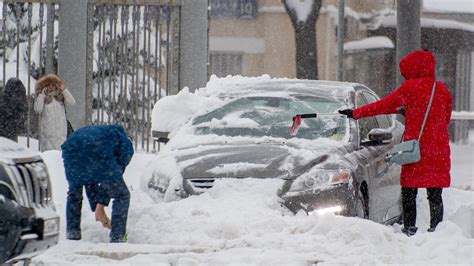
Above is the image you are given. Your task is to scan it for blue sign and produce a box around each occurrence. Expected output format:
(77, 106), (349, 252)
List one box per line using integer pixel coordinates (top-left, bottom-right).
(211, 0), (257, 19)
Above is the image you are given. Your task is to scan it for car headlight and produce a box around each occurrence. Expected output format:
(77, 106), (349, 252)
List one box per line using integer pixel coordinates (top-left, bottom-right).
(288, 169), (350, 192)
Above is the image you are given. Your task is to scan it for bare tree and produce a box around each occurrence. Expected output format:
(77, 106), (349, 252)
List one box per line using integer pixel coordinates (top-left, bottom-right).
(282, 0), (322, 80)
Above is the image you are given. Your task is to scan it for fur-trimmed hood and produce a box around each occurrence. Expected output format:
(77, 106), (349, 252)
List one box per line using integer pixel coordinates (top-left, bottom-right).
(35, 74), (63, 95)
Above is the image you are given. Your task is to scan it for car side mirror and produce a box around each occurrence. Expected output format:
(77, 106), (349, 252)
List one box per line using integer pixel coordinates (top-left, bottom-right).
(361, 128), (392, 146)
(152, 130), (169, 144)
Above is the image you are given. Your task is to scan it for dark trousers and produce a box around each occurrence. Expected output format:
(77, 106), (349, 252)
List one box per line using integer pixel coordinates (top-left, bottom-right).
(401, 187), (443, 228)
(66, 178), (130, 242)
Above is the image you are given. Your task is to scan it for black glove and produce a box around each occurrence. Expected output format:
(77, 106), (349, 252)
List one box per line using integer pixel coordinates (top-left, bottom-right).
(399, 108), (405, 116)
(338, 109), (353, 119)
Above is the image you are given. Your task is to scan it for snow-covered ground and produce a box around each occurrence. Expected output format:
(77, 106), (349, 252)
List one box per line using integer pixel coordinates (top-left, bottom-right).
(30, 142), (473, 265)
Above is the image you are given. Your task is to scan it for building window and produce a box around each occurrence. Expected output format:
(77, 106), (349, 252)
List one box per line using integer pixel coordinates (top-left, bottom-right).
(209, 52), (243, 77)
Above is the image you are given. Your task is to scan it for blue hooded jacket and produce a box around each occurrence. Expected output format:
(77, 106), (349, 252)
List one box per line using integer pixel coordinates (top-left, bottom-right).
(61, 125), (134, 185)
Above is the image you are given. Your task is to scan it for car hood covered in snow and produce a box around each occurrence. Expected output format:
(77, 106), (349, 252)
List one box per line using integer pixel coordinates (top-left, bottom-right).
(0, 137), (40, 163)
(176, 142), (334, 180)
(156, 135), (346, 185)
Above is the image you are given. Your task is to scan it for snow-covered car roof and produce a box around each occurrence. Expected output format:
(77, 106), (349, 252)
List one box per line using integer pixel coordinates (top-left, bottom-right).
(207, 76), (357, 99)
(151, 75), (358, 134)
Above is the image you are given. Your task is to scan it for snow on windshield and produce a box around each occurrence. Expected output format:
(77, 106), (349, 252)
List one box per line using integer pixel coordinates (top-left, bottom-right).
(151, 75), (355, 140)
(191, 96), (347, 141)
(151, 75), (280, 134)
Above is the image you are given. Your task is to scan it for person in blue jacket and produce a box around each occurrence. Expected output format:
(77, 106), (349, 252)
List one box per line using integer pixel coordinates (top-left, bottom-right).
(61, 125), (134, 243)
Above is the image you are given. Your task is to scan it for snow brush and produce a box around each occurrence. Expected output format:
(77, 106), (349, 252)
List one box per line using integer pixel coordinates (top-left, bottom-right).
(290, 113), (317, 136)
(290, 113), (343, 136)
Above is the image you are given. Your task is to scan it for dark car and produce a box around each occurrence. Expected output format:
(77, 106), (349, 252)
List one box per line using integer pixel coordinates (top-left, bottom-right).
(145, 79), (403, 224)
(0, 137), (59, 264)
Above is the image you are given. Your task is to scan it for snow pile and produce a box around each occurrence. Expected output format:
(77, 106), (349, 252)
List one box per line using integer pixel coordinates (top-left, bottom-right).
(344, 36), (394, 51)
(449, 204), (474, 238)
(423, 0), (474, 14)
(371, 15), (474, 32)
(138, 151), (183, 202)
(151, 75), (356, 140)
(151, 75), (289, 135)
(321, 4), (374, 23)
(151, 87), (216, 134)
(33, 144), (474, 264)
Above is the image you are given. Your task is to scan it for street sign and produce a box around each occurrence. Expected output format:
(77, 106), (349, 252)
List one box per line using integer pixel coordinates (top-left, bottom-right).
(210, 0), (257, 19)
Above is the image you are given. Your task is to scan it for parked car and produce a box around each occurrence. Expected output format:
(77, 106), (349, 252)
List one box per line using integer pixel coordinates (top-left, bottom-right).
(0, 137), (59, 264)
(144, 78), (403, 224)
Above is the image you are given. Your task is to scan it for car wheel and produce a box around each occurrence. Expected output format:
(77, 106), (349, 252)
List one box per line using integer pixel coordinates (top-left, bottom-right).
(354, 192), (369, 219)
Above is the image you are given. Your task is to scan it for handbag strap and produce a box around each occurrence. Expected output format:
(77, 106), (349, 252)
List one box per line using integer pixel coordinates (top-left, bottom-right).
(418, 81), (437, 140)
(61, 101), (69, 119)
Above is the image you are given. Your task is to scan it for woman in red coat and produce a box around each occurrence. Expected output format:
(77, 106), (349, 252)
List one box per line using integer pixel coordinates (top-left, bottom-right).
(339, 50), (452, 236)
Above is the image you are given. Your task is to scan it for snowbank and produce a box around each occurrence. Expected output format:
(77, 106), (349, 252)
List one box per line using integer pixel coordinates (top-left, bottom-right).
(32, 143), (474, 264)
(344, 36), (394, 51)
(151, 87), (215, 134)
(449, 204), (474, 238)
(151, 75), (290, 135)
(371, 15), (474, 32)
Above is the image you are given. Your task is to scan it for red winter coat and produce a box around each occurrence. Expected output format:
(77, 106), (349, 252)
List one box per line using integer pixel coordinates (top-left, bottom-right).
(353, 50), (452, 188)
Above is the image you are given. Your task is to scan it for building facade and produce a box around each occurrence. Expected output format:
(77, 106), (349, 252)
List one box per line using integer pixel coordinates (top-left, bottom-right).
(208, 0), (391, 80)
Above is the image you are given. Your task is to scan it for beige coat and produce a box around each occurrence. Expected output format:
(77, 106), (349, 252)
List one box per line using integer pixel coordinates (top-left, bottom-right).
(34, 89), (76, 151)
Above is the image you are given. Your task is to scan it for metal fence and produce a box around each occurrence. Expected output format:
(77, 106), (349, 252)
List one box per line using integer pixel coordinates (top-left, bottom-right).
(0, 0), (59, 148)
(451, 112), (474, 144)
(1, 0), (182, 152)
(453, 50), (473, 144)
(86, 1), (181, 152)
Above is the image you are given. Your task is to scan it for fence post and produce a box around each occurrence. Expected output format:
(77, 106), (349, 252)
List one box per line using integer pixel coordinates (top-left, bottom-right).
(45, 3), (54, 74)
(57, 0), (88, 128)
(179, 0), (209, 92)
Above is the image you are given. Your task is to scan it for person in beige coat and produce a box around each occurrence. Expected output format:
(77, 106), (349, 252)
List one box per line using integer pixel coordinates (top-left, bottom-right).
(34, 74), (76, 151)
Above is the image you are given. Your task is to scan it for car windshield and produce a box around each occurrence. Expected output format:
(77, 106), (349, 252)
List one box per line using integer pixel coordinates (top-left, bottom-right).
(191, 96), (348, 141)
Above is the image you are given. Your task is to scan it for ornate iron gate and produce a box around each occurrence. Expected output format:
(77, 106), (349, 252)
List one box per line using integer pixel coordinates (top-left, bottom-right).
(86, 1), (181, 152)
(453, 50), (473, 144)
(0, 0), (59, 149)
